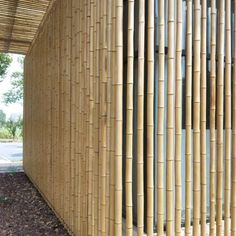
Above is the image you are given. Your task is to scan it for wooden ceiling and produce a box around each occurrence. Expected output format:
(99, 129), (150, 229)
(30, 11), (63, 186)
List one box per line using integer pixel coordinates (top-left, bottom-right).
(0, 0), (52, 55)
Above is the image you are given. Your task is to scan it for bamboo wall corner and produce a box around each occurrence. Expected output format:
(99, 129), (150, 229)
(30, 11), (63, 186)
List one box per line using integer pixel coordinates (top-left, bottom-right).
(23, 0), (236, 235)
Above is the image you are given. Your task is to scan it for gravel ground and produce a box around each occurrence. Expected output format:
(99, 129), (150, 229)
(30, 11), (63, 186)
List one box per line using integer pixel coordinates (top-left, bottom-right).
(0, 173), (70, 236)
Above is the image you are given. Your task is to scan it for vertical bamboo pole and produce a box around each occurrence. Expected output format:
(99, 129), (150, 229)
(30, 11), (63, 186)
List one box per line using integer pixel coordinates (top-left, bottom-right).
(216, 1), (224, 234)
(200, 0), (207, 235)
(210, 0), (216, 234)
(232, 1), (236, 233)
(175, 0), (182, 234)
(224, 1), (231, 235)
(147, 0), (154, 234)
(193, 0), (201, 235)
(185, 1), (192, 235)
(110, 1), (116, 234)
(126, 0), (134, 235)
(157, 0), (165, 234)
(137, 0), (145, 234)
(166, 0), (175, 234)
(106, 0), (112, 233)
(114, 0), (123, 235)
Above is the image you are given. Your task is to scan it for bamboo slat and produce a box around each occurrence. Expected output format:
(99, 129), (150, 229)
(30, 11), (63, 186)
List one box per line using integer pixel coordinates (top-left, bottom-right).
(185, 1), (192, 235)
(175, 0), (182, 234)
(200, 0), (207, 235)
(225, 1), (231, 235)
(216, 1), (225, 235)
(166, 0), (175, 234)
(157, 0), (165, 235)
(210, 0), (216, 235)
(125, 0), (134, 235)
(193, 0), (201, 235)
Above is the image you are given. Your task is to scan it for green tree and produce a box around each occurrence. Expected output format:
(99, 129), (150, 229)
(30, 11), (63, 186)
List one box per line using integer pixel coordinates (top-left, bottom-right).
(0, 53), (12, 82)
(0, 110), (6, 127)
(5, 118), (19, 140)
(3, 56), (24, 104)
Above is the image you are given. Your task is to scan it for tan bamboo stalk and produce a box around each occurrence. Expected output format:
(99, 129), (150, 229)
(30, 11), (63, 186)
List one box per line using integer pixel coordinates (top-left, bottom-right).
(106, 1), (112, 233)
(166, 0), (174, 234)
(185, 1), (192, 235)
(137, 0), (145, 234)
(232, 1), (236, 233)
(88, 0), (95, 234)
(200, 0), (207, 235)
(216, 0), (225, 234)
(224, 1), (231, 235)
(157, 0), (165, 234)
(147, 0), (154, 234)
(101, 0), (108, 234)
(175, 0), (182, 234)
(210, 0), (216, 234)
(98, 0), (103, 234)
(109, 1), (116, 234)
(193, 0), (201, 235)
(126, 0), (134, 235)
(114, 0), (123, 235)
(94, 0), (100, 234)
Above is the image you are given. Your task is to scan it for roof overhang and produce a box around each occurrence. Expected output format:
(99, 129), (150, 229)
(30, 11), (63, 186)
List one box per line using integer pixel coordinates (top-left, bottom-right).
(0, 0), (52, 55)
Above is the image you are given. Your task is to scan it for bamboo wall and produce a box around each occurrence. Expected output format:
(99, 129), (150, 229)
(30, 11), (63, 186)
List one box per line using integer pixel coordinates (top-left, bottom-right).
(24, 0), (236, 235)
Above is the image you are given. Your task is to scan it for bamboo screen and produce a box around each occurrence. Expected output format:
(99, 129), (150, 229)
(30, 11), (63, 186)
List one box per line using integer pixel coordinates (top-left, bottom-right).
(23, 0), (236, 235)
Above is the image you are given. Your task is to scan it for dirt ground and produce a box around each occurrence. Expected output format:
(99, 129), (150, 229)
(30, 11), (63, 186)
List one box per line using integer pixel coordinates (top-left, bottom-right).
(0, 172), (70, 236)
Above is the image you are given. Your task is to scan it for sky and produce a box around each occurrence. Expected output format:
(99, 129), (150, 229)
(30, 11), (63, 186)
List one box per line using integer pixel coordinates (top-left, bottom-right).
(0, 53), (23, 119)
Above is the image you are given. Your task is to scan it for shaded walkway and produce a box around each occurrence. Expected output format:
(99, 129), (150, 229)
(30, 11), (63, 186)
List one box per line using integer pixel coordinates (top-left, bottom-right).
(0, 173), (69, 236)
(0, 142), (23, 173)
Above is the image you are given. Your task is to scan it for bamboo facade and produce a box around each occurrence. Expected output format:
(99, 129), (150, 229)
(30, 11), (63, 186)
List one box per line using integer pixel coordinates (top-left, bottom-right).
(23, 0), (236, 235)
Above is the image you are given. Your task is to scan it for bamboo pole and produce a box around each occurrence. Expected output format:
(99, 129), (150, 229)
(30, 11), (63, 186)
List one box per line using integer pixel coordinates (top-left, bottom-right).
(125, 0), (134, 235)
(200, 0), (207, 235)
(166, 0), (175, 234)
(224, 1), (231, 235)
(106, 0), (112, 233)
(109, 1), (116, 234)
(232, 1), (236, 234)
(114, 0), (123, 235)
(175, 0), (182, 234)
(137, 0), (145, 234)
(216, 1), (225, 234)
(157, 0), (165, 234)
(193, 0), (201, 235)
(185, 1), (192, 235)
(210, 0), (216, 234)
(147, 0), (154, 234)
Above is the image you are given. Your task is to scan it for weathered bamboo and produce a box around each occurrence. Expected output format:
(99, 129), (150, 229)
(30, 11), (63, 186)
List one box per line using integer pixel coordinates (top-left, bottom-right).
(200, 0), (207, 235)
(210, 0), (216, 234)
(216, 1), (225, 234)
(114, 0), (123, 235)
(175, 0), (182, 234)
(137, 0), (145, 234)
(147, 0), (154, 234)
(157, 0), (165, 234)
(193, 0), (201, 235)
(166, 0), (175, 234)
(125, 0), (134, 235)
(185, 1), (192, 235)
(232, 1), (236, 234)
(109, 0), (116, 234)
(224, 1), (231, 235)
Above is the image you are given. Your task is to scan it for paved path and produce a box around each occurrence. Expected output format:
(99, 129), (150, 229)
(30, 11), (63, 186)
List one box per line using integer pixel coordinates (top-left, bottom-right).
(0, 142), (23, 172)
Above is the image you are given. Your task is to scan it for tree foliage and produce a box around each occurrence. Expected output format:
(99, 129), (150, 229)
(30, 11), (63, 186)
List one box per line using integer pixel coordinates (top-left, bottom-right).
(0, 54), (12, 81)
(3, 56), (24, 104)
(5, 117), (22, 139)
(0, 110), (6, 127)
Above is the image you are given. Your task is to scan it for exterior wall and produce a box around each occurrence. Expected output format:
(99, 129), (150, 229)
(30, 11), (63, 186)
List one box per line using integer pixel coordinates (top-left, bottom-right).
(24, 0), (236, 235)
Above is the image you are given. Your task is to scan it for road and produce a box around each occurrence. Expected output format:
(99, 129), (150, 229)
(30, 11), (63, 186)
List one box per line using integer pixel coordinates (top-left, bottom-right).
(0, 142), (23, 172)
